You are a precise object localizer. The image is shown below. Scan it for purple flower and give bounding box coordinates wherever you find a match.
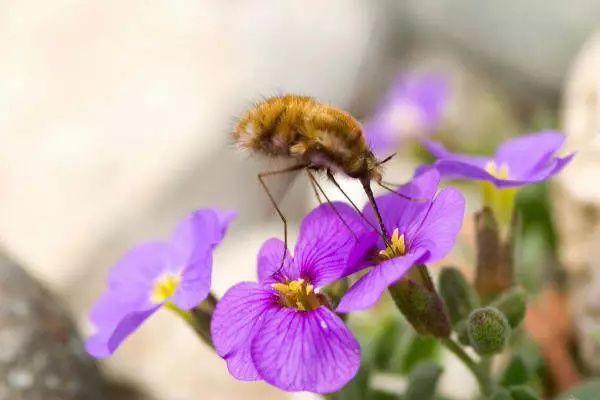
[211,203,363,393]
[364,72,448,154]
[422,131,574,187]
[85,208,236,358]
[336,168,464,312]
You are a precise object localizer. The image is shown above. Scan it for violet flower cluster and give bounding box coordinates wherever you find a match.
[85,131,573,395]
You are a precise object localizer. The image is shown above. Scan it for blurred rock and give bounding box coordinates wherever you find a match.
[554,30,600,373]
[0,251,106,400]
[404,0,600,93]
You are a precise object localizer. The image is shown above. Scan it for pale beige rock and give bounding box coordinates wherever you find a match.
[556,30,600,373]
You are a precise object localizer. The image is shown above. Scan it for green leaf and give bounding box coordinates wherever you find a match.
[373,318,402,370]
[591,327,600,343]
[557,380,600,400]
[439,267,480,326]
[392,334,441,375]
[499,355,529,388]
[508,385,541,400]
[405,362,443,400]
[331,364,371,400]
[489,387,512,400]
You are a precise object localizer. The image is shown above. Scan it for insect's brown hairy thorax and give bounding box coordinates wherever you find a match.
[233,95,382,181]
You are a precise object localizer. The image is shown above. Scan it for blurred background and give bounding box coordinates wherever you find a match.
[1,1,600,399]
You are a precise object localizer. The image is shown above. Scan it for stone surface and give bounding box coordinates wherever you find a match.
[554,30,600,373]
[0,251,106,400]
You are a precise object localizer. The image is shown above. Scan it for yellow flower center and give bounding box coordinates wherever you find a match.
[379,228,406,260]
[271,279,321,311]
[485,161,510,180]
[150,273,180,303]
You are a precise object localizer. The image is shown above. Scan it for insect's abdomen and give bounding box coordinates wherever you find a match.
[233,95,316,157]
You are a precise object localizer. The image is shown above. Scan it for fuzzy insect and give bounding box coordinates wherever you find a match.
[234,94,413,266]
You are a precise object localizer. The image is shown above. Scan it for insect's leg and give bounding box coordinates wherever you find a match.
[307,169,323,204]
[377,181,427,203]
[258,164,307,273]
[306,169,358,242]
[326,171,385,242]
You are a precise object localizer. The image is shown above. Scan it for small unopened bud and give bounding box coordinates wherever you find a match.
[454,320,471,346]
[474,207,515,303]
[490,287,527,329]
[439,267,479,326]
[389,265,451,338]
[467,307,511,355]
[321,277,348,309]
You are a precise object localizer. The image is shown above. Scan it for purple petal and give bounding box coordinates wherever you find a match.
[170,209,219,263]
[294,202,368,287]
[422,139,493,180]
[211,282,276,381]
[256,238,293,283]
[169,250,213,310]
[343,231,380,277]
[363,167,440,238]
[365,73,448,154]
[107,242,171,298]
[85,290,159,358]
[494,131,566,179]
[408,187,465,262]
[251,306,360,393]
[336,250,427,313]
[213,208,238,238]
[493,152,575,187]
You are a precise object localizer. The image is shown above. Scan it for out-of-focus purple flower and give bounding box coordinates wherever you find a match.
[336,168,464,313]
[211,203,363,393]
[364,72,448,154]
[85,208,236,358]
[422,131,574,187]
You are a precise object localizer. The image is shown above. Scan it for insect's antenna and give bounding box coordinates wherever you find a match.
[377,181,428,203]
[360,177,392,247]
[377,153,396,166]
[306,170,359,242]
[326,171,388,244]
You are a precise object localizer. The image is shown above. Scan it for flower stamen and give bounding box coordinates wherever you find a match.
[150,273,180,303]
[379,228,406,260]
[272,278,321,311]
[485,161,510,180]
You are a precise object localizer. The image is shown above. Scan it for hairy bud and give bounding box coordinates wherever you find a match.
[439,267,480,326]
[474,207,515,303]
[490,286,527,329]
[467,307,511,355]
[389,265,451,338]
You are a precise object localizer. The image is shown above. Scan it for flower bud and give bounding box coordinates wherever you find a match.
[490,286,527,329]
[389,265,451,338]
[467,307,511,355]
[474,207,515,303]
[439,267,480,326]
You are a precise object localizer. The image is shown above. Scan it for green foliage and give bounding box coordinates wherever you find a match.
[467,307,511,355]
[404,362,443,400]
[489,387,512,400]
[499,355,529,388]
[591,326,600,342]
[508,385,540,400]
[490,287,527,329]
[439,267,480,326]
[557,380,600,400]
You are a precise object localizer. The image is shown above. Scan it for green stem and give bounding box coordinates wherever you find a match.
[441,338,493,397]
[165,293,217,349]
